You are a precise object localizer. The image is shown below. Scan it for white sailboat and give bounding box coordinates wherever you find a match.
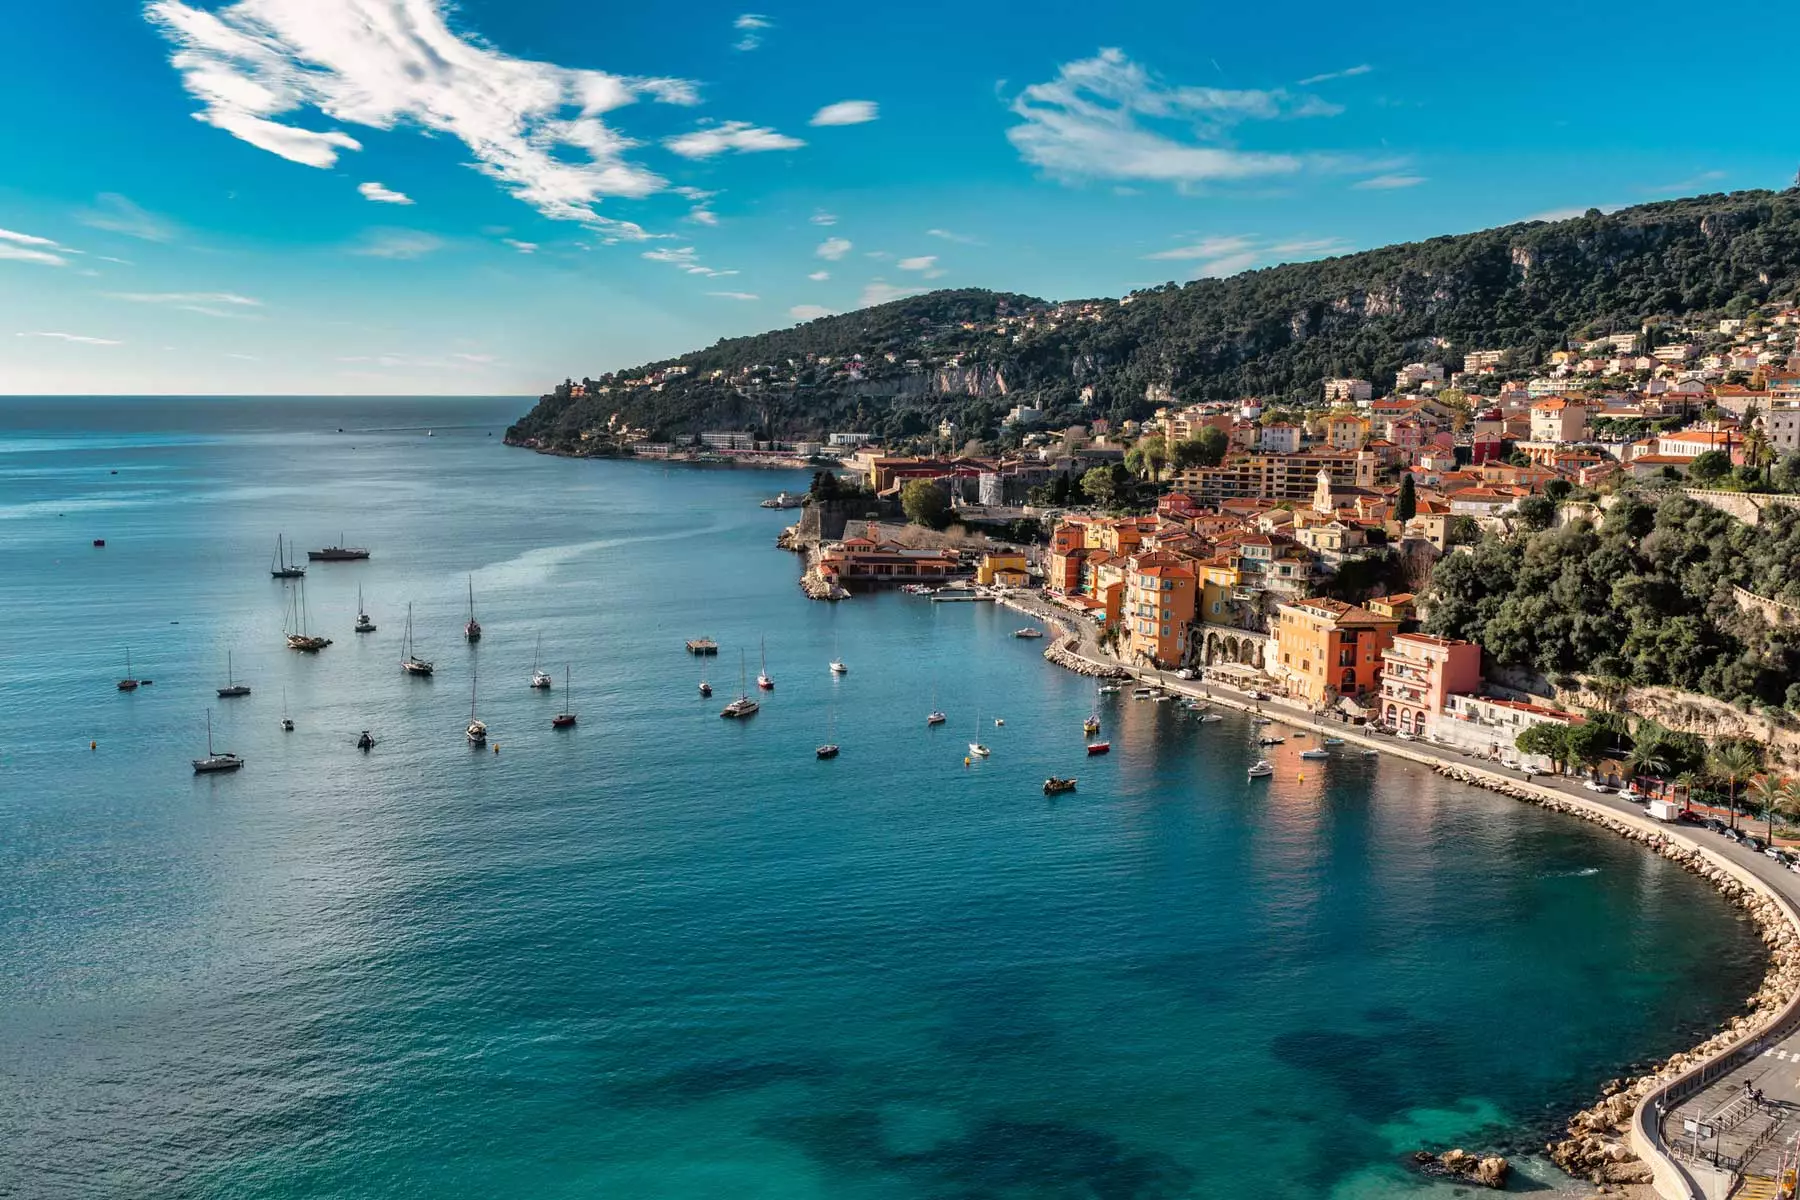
[829,631,847,675]
[968,704,990,758]
[355,585,376,633]
[401,603,434,675]
[280,687,294,732]
[756,636,774,690]
[464,576,482,642]
[927,684,946,726]
[192,709,244,773]
[269,533,305,579]
[530,633,552,689]
[466,665,487,744]
[721,650,760,718]
[216,650,250,697]
[284,576,331,652]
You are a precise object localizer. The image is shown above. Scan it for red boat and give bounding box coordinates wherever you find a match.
[1086,741,1111,756]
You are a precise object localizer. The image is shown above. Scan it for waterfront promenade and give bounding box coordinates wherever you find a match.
[997,588,1800,1200]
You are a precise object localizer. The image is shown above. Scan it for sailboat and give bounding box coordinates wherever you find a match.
[216,651,250,698]
[553,664,577,728]
[355,585,376,633]
[829,631,847,675]
[285,577,332,652]
[530,633,552,689]
[118,646,140,691]
[926,684,946,726]
[280,687,294,732]
[721,650,760,718]
[463,576,482,642]
[968,705,990,758]
[357,730,376,751]
[466,665,488,744]
[756,636,774,690]
[192,709,244,773]
[269,533,305,579]
[699,650,713,698]
[816,702,839,758]
[401,603,434,675]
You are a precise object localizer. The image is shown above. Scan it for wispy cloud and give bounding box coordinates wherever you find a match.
[358,181,413,205]
[664,121,804,159]
[339,351,499,370]
[808,270,830,281]
[641,245,736,277]
[898,255,937,271]
[0,227,73,267]
[790,304,834,321]
[1298,64,1372,86]
[1142,234,1348,278]
[733,12,771,52]
[77,193,176,242]
[860,280,922,306]
[350,229,444,259]
[810,100,879,126]
[106,290,262,312]
[1352,173,1425,190]
[1643,169,1727,195]
[815,237,852,261]
[926,228,981,245]
[707,290,760,300]
[502,238,538,253]
[1006,48,1351,189]
[145,0,709,236]
[16,331,121,345]
[810,212,838,226]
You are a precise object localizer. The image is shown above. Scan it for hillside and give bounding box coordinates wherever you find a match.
[507,188,1800,448]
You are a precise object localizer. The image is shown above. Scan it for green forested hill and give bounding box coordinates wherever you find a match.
[508,188,1800,447]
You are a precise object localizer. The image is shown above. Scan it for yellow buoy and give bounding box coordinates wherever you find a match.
[493,744,500,754]
[964,756,971,766]
[90,740,97,751]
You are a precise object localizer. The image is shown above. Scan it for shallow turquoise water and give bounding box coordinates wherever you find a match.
[0,397,1767,1198]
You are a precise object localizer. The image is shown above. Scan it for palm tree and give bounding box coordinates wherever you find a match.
[1674,770,1702,815]
[1626,744,1671,795]
[1777,781,1800,847]
[1744,425,1773,488]
[1709,744,1761,832]
[1748,774,1785,842]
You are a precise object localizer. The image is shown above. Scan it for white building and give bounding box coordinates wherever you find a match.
[1258,423,1302,454]
[1432,695,1586,772]
[1323,378,1373,404]
[699,430,756,450]
[828,432,874,446]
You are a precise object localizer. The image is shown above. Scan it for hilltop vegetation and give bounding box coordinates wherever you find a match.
[509,188,1800,446]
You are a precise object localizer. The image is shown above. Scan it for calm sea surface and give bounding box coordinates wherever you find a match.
[0,397,1767,1199]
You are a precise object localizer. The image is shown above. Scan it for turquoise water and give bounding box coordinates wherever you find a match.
[0,397,1767,1199]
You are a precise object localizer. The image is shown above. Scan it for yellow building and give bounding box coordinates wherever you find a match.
[1273,597,1399,709]
[976,550,1029,586]
[1123,553,1197,668]
[1326,413,1369,451]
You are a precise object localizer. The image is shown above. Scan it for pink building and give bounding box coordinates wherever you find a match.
[1378,633,1482,736]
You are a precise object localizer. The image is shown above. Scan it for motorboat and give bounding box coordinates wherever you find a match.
[1097,684,1121,695]
[1198,713,1224,723]
[994,718,1005,727]
[1259,736,1285,746]
[816,743,840,759]
[216,651,250,698]
[968,742,990,758]
[1300,748,1330,760]
[1012,627,1045,639]
[1132,687,1154,699]
[927,710,947,726]
[760,491,803,509]
[1322,737,1345,747]
[1043,777,1077,795]
[1247,759,1275,779]
[1083,716,1100,735]
[530,633,553,689]
[1251,716,1271,726]
[1085,741,1111,756]
[1361,748,1380,757]
[308,536,370,561]
[192,710,244,774]
[357,730,376,752]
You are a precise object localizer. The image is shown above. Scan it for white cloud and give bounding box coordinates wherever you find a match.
[351,229,444,259]
[1142,233,1348,279]
[809,100,878,126]
[1142,235,1256,262]
[145,0,710,235]
[0,227,62,249]
[338,351,498,369]
[1298,64,1372,86]
[733,12,771,51]
[358,180,413,204]
[815,237,852,261]
[502,238,538,253]
[106,290,262,306]
[1644,169,1728,195]
[16,331,121,345]
[77,193,176,242]
[926,228,980,244]
[790,304,834,321]
[1352,173,1425,190]
[641,245,735,277]
[860,280,922,307]
[897,255,937,271]
[808,270,830,281]
[1006,47,1346,188]
[675,185,719,225]
[708,291,760,300]
[0,234,70,267]
[810,211,838,226]
[689,210,719,226]
[664,121,804,159]
[225,352,260,361]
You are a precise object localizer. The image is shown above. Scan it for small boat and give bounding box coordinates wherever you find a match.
[816,743,839,759]
[354,585,376,633]
[1300,748,1329,760]
[269,533,305,579]
[1132,687,1153,699]
[1152,693,1173,703]
[699,653,713,698]
[463,576,482,642]
[687,638,719,655]
[466,667,487,744]
[280,687,294,732]
[401,603,434,675]
[530,633,552,689]
[216,651,250,698]
[1247,759,1275,779]
[92,538,105,547]
[1096,684,1121,695]
[553,665,577,728]
[357,730,376,752]
[284,576,332,652]
[968,742,990,758]
[1322,737,1345,747]
[192,710,244,773]
[994,718,1005,727]
[721,651,760,718]
[1012,627,1045,639]
[1198,713,1223,723]
[829,632,847,675]
[1362,748,1380,758]
[760,491,803,509]
[1085,741,1111,756]
[756,637,774,690]
[118,646,140,691]
[308,536,370,561]
[1251,717,1271,726]
[927,710,947,725]
[1259,736,1285,746]
[1043,776,1077,795]
[1083,716,1100,735]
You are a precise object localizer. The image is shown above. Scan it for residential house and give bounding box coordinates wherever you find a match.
[1123,554,1198,668]
[1377,633,1481,736]
[1433,695,1585,771]
[1529,398,1589,444]
[1273,597,1399,708]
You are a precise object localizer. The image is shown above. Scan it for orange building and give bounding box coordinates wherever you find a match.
[1123,552,1197,668]
[1378,633,1481,736]
[1273,597,1400,708]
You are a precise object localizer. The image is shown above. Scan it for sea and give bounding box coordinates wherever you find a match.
[0,396,1768,1199]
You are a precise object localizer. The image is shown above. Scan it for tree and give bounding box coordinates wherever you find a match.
[1172,427,1228,470]
[1689,450,1732,485]
[1748,774,1787,842]
[901,479,951,529]
[1514,495,1556,531]
[1516,724,1567,772]
[1777,779,1800,843]
[1562,721,1612,775]
[1444,514,1481,546]
[1395,474,1417,523]
[1544,478,1573,502]
[1080,466,1118,508]
[1709,742,1761,831]
[1625,743,1670,793]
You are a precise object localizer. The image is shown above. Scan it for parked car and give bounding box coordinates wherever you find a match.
[1727,828,1747,843]
[1744,836,1767,853]
[1251,691,1272,701]
[1704,818,1726,833]
[1582,779,1616,794]
[1676,810,1703,824]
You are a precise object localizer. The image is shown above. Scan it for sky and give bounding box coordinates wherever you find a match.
[2,0,1798,396]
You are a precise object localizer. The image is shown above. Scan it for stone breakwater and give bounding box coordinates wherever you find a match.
[1044,634,1130,678]
[1432,763,1800,1189]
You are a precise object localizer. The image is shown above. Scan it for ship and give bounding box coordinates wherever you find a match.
[308,535,371,561]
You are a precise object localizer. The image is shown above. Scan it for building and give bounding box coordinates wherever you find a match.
[1767,400,1800,454]
[1259,422,1302,454]
[976,550,1029,587]
[1528,398,1589,444]
[828,431,874,446]
[1124,554,1197,668]
[1463,349,1508,372]
[818,540,962,585]
[1168,450,1378,507]
[1272,597,1399,708]
[1325,413,1369,451]
[1432,695,1584,771]
[1395,363,1445,391]
[1323,378,1373,404]
[1377,633,1482,737]
[700,430,757,450]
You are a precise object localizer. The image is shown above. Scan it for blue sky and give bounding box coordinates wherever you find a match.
[2,0,1797,395]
